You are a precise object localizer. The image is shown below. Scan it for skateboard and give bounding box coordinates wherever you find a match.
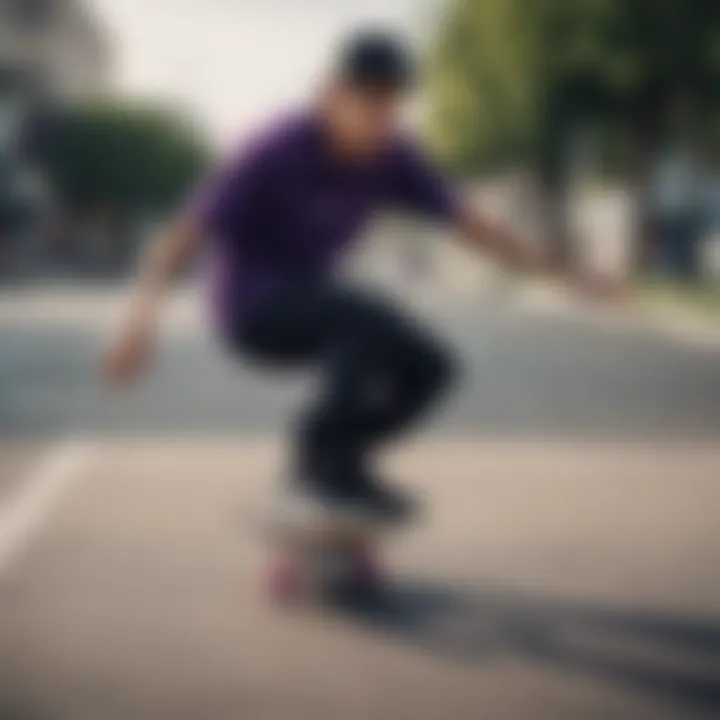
[257,507,391,605]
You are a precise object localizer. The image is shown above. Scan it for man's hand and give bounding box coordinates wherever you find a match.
[568,269,633,304]
[101,212,201,388]
[103,316,156,387]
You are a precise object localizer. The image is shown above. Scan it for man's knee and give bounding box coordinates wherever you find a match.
[430,342,458,394]
[409,334,458,397]
[344,291,458,396]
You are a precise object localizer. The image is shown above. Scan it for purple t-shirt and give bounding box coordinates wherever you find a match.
[191,113,457,333]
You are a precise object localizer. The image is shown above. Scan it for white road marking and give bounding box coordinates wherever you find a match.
[0,440,97,576]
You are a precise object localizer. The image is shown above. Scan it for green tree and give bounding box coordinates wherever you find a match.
[427,0,720,269]
[42,101,211,216]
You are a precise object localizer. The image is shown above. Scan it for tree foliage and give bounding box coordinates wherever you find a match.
[427,0,720,175]
[41,101,211,214]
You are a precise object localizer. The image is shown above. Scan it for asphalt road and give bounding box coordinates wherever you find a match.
[1,284,719,720]
[2,285,720,439]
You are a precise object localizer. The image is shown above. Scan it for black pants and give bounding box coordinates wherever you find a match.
[234,279,456,487]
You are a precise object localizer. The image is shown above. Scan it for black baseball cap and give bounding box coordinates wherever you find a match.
[336,28,416,92]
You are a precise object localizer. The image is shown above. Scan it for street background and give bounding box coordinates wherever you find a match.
[2,1,720,719]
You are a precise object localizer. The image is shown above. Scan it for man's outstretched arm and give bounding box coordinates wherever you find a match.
[103,211,202,386]
[391,142,627,301]
[452,203,628,300]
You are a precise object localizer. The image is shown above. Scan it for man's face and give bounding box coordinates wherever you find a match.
[326,82,405,157]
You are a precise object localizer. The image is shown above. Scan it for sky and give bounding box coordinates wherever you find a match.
[90,0,434,147]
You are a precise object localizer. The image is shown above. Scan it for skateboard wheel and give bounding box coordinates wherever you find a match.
[352,551,383,592]
[266,560,300,603]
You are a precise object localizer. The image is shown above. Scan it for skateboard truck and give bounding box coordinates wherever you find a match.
[260,512,389,605]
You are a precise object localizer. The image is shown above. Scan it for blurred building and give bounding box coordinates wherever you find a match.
[0,0,111,273]
[0,0,109,102]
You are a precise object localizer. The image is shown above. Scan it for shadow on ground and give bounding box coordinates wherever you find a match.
[342,582,720,715]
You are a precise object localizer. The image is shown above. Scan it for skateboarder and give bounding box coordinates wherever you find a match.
[104,29,623,522]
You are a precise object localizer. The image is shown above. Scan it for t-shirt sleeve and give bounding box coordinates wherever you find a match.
[188,143,267,240]
[387,139,459,221]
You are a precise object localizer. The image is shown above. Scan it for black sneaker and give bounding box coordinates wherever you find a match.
[286,453,418,525]
[276,475,416,527]
[354,477,418,524]
[272,473,373,527]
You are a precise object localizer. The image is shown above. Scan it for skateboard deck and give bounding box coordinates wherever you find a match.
[254,499,393,605]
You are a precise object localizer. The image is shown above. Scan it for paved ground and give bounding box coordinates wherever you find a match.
[1,284,720,719]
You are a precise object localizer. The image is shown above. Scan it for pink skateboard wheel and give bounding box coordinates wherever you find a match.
[266,559,300,602]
